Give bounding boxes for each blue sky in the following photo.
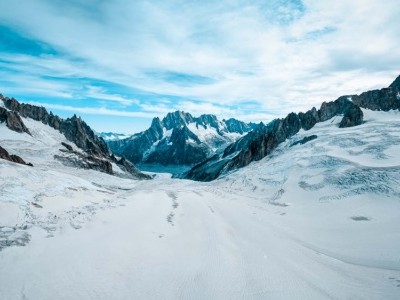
[0,0,399,133]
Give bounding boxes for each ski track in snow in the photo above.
[0,110,400,299]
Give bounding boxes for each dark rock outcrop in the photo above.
[290,135,318,147]
[59,115,109,157]
[86,156,113,174]
[351,88,400,111]
[61,142,73,151]
[298,107,319,130]
[108,117,165,164]
[54,153,112,174]
[163,111,194,130]
[389,75,400,89]
[318,96,355,122]
[339,105,364,128]
[145,125,210,165]
[56,142,151,178]
[0,145,33,166]
[224,118,257,135]
[0,107,30,134]
[116,157,152,180]
[56,143,113,175]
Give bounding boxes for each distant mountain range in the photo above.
[106,111,258,166]
[1,75,399,183]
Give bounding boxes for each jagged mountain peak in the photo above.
[196,114,218,124]
[389,74,400,89]
[150,116,162,126]
[162,111,194,130]
[226,118,258,135]
[107,111,256,166]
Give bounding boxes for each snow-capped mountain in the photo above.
[97,132,131,141]
[1,101,400,300]
[107,111,257,166]
[0,95,151,179]
[184,75,400,181]
[1,77,400,299]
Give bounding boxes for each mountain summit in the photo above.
[107,111,257,166]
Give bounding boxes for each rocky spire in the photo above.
[389,75,400,89]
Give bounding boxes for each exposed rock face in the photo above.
[163,111,194,129]
[109,117,164,164]
[389,75,400,89]
[0,145,33,166]
[290,135,318,147]
[59,115,109,157]
[116,157,153,180]
[57,142,112,175]
[224,118,256,135]
[184,97,364,182]
[1,97,109,158]
[86,156,113,174]
[0,107,30,134]
[48,112,62,130]
[145,125,210,165]
[107,111,256,166]
[54,153,112,174]
[298,107,319,130]
[339,105,364,128]
[318,96,355,122]
[351,88,400,111]
[61,142,73,151]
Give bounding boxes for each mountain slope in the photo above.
[107,111,257,166]
[184,76,399,181]
[0,94,150,179]
[1,109,399,299]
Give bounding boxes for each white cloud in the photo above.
[25,101,157,118]
[0,0,399,130]
[85,86,138,106]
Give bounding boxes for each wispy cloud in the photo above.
[85,86,138,106]
[26,101,156,118]
[0,0,399,132]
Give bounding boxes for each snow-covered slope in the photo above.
[0,95,151,179]
[215,109,400,268]
[0,109,399,299]
[0,117,143,243]
[1,116,84,167]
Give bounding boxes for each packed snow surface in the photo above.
[0,110,400,299]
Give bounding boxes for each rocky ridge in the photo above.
[0,145,33,167]
[0,94,150,179]
[184,75,400,181]
[0,106,30,134]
